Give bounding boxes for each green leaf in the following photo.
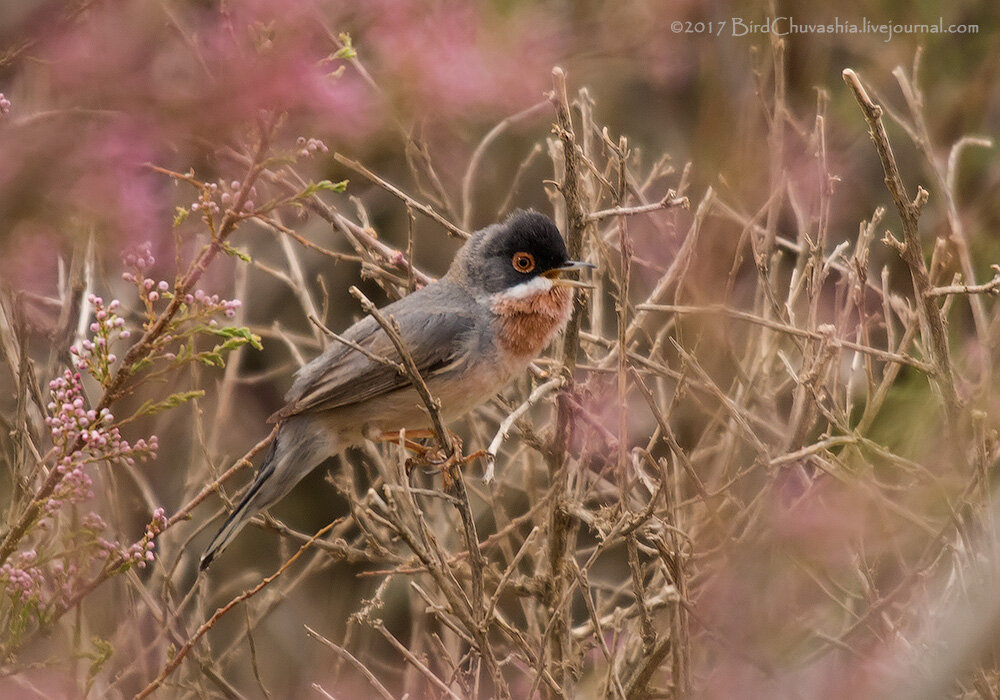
[129,357,154,374]
[208,326,263,351]
[194,351,226,367]
[134,390,205,418]
[300,179,348,198]
[88,637,114,680]
[221,241,252,263]
[334,33,356,60]
[173,207,190,227]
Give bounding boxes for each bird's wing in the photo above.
[270,289,476,422]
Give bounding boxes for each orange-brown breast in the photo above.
[491,286,573,358]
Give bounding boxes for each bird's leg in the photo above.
[377,429,437,444]
[456,449,489,466]
[406,430,461,466]
[381,430,485,485]
[377,431,442,477]
[377,430,437,456]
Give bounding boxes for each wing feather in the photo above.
[269,284,475,422]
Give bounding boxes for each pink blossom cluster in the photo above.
[0,503,169,618]
[82,511,108,532]
[186,289,243,319]
[0,92,10,117]
[49,456,95,510]
[43,370,159,511]
[0,550,43,604]
[190,183,221,217]
[123,508,168,568]
[220,180,257,213]
[1,546,81,621]
[120,242,242,319]
[121,242,166,305]
[45,370,114,451]
[190,180,258,220]
[69,295,128,383]
[46,559,81,609]
[296,136,329,158]
[121,242,155,271]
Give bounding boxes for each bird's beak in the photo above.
[543,260,597,288]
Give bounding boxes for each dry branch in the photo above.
[842,68,961,424]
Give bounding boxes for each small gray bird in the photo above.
[200,210,593,569]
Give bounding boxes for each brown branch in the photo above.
[842,68,961,424]
[305,625,395,700]
[374,621,462,700]
[892,55,993,384]
[926,266,1000,298]
[546,65,590,691]
[335,153,470,239]
[220,147,435,287]
[134,520,337,699]
[348,286,450,453]
[0,122,276,569]
[638,303,933,371]
[585,191,689,222]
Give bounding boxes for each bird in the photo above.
[199,210,594,569]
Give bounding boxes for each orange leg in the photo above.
[377,430,439,457]
[377,431,489,488]
[441,447,490,491]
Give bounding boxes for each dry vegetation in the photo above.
[2,15,1000,700]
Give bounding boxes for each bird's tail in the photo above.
[200,419,335,570]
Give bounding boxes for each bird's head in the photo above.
[450,210,595,300]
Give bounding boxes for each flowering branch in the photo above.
[0,118,274,570]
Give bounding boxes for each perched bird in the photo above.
[200,210,593,569]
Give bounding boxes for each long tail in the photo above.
[200,419,335,570]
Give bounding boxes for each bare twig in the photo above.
[305,625,396,700]
[926,266,1000,298]
[335,154,470,239]
[585,191,689,222]
[842,68,961,424]
[348,286,450,453]
[484,376,564,483]
[134,520,337,699]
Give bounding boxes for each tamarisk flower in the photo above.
[124,508,168,568]
[69,295,127,384]
[190,182,221,217]
[296,135,328,158]
[121,241,243,322]
[44,369,159,512]
[0,551,43,604]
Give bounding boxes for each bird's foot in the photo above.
[381,430,486,486]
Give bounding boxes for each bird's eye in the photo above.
[512,252,535,273]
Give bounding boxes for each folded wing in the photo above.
[270,288,475,422]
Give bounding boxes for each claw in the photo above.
[380,429,487,489]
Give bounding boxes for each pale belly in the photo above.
[320,357,522,443]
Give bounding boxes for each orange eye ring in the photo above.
[512,252,535,273]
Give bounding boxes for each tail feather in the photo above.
[200,439,280,571]
[199,421,336,570]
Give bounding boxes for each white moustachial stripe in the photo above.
[495,275,554,301]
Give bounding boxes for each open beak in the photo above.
[543,260,597,288]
